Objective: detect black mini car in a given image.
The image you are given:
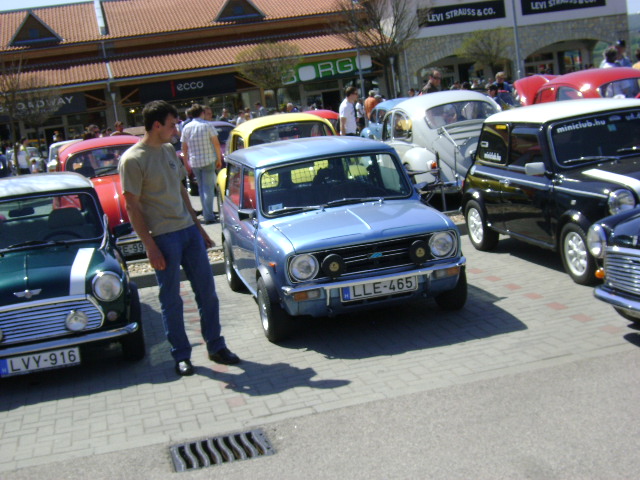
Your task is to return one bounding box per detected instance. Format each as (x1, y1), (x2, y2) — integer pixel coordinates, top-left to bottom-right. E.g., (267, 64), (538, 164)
(462, 98), (640, 285)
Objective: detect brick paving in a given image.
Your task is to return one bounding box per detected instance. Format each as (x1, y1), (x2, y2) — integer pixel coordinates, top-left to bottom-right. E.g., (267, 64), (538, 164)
(0, 234), (636, 473)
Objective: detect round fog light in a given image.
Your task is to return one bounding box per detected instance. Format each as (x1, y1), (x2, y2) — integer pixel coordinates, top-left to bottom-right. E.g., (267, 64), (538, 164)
(410, 240), (429, 264)
(106, 311), (119, 322)
(322, 254), (345, 278)
(66, 310), (89, 331)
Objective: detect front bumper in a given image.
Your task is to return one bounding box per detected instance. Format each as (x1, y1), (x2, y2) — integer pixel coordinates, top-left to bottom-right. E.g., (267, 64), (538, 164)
(0, 321), (140, 359)
(594, 286), (640, 319)
(281, 257), (465, 317)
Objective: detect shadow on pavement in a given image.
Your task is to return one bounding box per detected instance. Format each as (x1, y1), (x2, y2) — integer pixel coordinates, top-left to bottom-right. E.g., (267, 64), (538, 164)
(195, 360), (350, 396)
(278, 283), (526, 360)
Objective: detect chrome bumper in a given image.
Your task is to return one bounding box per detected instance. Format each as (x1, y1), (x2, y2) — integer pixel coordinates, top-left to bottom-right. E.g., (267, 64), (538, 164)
(0, 322), (140, 358)
(594, 286), (640, 318)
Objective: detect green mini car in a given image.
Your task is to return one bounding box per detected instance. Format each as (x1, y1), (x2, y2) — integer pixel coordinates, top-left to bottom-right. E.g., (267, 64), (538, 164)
(0, 172), (144, 378)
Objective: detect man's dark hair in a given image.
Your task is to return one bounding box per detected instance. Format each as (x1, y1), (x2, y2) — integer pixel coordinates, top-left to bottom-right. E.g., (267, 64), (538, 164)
(143, 100), (178, 131)
(345, 86), (358, 97)
(604, 46), (618, 63)
(429, 69), (441, 78)
(189, 103), (204, 118)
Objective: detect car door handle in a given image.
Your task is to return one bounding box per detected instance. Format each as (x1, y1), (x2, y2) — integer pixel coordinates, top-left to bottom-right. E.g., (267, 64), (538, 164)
(499, 179), (510, 186)
(232, 225), (241, 232)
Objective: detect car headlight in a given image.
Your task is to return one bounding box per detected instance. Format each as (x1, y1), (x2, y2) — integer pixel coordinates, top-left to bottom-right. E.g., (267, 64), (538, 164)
(429, 231), (456, 258)
(289, 254), (319, 282)
(608, 189), (636, 215)
(587, 224), (608, 258)
(92, 272), (123, 302)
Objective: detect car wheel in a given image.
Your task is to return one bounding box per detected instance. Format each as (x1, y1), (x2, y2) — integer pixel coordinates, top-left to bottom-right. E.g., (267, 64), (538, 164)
(223, 241), (244, 292)
(435, 268), (467, 311)
(560, 223), (597, 285)
(257, 277), (292, 343)
(465, 200), (498, 251)
(121, 284), (146, 361)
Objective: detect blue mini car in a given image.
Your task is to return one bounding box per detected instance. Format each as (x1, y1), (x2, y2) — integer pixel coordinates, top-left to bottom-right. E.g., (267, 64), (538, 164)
(219, 136), (467, 343)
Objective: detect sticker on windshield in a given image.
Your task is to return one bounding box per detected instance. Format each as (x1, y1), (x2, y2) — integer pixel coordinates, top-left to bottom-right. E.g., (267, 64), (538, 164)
(555, 118), (605, 133)
(269, 203), (283, 212)
(483, 152), (501, 162)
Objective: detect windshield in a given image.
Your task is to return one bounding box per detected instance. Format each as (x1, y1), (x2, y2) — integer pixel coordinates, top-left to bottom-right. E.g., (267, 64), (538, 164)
(65, 144), (134, 177)
(425, 100), (499, 128)
(249, 121), (333, 146)
(599, 78), (640, 99)
(0, 192), (104, 250)
(260, 153), (412, 217)
(551, 110), (640, 167)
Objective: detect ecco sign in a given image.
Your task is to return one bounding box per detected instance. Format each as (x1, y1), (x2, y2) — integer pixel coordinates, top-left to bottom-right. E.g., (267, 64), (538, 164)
(283, 55), (372, 85)
(175, 81), (205, 91)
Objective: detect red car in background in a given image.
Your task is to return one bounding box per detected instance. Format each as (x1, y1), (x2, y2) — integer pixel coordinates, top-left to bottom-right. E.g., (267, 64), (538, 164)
(513, 74), (557, 106)
(57, 135), (144, 258)
(306, 109), (340, 132)
(532, 67), (640, 103)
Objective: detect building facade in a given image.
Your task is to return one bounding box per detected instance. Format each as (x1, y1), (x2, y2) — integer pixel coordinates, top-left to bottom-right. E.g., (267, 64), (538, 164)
(0, 0), (377, 144)
(399, 0), (629, 93)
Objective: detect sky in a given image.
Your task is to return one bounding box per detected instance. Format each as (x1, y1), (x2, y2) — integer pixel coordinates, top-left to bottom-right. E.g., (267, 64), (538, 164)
(1, 0), (640, 13)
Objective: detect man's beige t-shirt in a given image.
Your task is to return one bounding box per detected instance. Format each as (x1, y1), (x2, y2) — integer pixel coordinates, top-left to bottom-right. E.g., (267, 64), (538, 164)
(119, 142), (193, 237)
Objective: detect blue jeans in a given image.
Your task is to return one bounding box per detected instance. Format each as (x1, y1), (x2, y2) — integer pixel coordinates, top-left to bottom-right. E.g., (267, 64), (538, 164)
(192, 164), (217, 222)
(153, 224), (225, 361)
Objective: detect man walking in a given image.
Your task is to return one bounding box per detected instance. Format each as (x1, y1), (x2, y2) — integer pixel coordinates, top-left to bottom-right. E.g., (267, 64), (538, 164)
(339, 86), (359, 136)
(180, 104), (221, 224)
(119, 100), (240, 377)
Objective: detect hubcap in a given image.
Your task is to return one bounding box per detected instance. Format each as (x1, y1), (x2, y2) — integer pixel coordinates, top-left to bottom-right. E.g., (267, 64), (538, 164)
(467, 208), (483, 244)
(564, 231), (587, 276)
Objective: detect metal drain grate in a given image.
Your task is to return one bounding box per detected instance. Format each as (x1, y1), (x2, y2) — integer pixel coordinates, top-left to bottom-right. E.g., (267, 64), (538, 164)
(169, 429), (275, 472)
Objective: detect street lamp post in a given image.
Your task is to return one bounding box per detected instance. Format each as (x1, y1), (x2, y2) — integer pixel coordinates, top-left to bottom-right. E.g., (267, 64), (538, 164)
(352, 0), (366, 120)
(511, 0), (523, 79)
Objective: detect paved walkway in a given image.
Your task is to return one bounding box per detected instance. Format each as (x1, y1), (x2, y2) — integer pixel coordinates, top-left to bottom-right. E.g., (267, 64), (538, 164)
(1, 233), (638, 476)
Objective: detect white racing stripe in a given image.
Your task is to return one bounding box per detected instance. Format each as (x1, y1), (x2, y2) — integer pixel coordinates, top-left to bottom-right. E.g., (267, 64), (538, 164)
(582, 169), (640, 196)
(70, 248), (94, 295)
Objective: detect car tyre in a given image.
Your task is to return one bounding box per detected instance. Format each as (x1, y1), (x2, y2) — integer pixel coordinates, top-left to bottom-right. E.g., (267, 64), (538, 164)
(465, 200), (498, 251)
(560, 223), (597, 285)
(121, 284), (146, 361)
(257, 277), (292, 343)
(223, 241), (244, 292)
(435, 268), (467, 311)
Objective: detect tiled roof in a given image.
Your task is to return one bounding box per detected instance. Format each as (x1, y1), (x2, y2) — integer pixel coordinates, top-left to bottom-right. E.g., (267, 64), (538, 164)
(0, 0), (344, 49)
(24, 33), (355, 87)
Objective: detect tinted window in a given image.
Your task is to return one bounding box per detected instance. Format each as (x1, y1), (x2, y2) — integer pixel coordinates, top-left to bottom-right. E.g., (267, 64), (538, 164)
(509, 129), (543, 168)
(557, 87), (582, 101)
(226, 163), (242, 207)
(551, 110), (640, 166)
(599, 78), (640, 98)
(476, 124), (508, 165)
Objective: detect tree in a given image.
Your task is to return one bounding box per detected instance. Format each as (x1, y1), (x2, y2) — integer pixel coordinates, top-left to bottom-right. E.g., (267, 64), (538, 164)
(235, 42), (302, 109)
(455, 28), (512, 78)
(333, 0), (419, 97)
(0, 57), (60, 146)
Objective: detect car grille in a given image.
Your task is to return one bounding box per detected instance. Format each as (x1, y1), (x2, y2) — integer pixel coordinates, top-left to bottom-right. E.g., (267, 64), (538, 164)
(604, 249), (640, 296)
(0, 297), (103, 346)
(295, 232), (457, 283)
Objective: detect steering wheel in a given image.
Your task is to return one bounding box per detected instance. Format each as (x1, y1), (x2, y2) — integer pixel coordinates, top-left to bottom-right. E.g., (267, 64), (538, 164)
(44, 231), (84, 241)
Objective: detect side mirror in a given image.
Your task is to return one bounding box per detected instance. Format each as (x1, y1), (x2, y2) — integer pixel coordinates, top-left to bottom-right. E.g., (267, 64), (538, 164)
(238, 208), (256, 222)
(524, 162), (546, 176)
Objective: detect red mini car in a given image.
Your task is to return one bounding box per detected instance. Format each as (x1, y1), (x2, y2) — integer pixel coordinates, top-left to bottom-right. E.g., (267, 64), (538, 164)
(532, 67), (640, 103)
(58, 135), (144, 258)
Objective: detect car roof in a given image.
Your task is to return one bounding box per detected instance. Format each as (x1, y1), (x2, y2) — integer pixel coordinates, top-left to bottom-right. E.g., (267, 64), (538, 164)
(372, 97), (407, 111)
(544, 67), (640, 87)
(0, 172), (94, 198)
(226, 136), (397, 169)
(483, 98), (640, 124)
(59, 135), (139, 160)
(391, 90), (500, 114)
(231, 112), (336, 135)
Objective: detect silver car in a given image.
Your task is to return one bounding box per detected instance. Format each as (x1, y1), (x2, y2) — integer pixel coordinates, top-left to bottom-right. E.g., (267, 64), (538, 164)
(381, 91), (501, 193)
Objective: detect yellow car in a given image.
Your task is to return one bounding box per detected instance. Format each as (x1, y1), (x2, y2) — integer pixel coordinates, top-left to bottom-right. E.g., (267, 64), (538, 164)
(216, 113), (336, 203)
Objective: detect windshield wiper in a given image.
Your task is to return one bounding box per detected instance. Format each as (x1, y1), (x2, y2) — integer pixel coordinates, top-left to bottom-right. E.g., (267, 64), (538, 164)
(616, 146), (640, 155)
(562, 155), (620, 165)
(323, 197), (384, 208)
(4, 239), (68, 250)
(267, 205), (322, 216)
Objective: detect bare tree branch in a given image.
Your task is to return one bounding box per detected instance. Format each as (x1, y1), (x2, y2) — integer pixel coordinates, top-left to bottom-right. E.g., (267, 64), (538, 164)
(455, 28), (512, 75)
(235, 42), (302, 109)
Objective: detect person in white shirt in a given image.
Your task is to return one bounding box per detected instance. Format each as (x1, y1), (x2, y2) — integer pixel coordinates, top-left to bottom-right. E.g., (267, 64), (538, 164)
(339, 86), (359, 136)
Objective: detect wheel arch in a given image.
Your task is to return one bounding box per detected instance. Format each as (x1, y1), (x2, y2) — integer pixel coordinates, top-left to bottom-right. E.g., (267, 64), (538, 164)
(555, 209), (592, 249)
